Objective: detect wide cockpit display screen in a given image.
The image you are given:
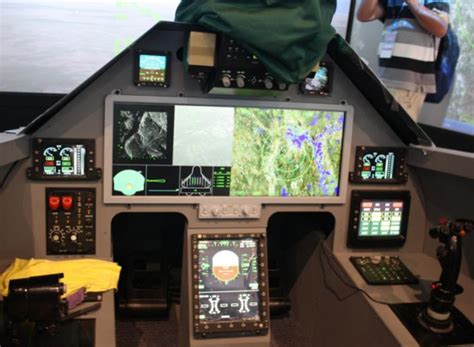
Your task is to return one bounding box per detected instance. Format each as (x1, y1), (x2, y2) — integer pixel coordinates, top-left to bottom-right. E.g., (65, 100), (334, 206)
(110, 101), (346, 198)
(191, 233), (269, 337)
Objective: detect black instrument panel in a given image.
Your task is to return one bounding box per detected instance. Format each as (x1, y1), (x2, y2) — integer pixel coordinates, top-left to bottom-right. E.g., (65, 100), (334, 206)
(46, 187), (96, 255)
(134, 49), (171, 88)
(27, 138), (101, 180)
(347, 190), (411, 249)
(349, 146), (407, 184)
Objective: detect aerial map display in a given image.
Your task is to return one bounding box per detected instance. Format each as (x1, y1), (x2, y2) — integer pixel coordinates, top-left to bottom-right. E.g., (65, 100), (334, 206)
(230, 108), (344, 197)
(111, 103), (345, 197)
(113, 103), (174, 164)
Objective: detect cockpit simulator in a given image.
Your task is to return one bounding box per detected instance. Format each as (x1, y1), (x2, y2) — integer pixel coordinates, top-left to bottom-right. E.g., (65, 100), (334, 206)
(0, 18), (473, 347)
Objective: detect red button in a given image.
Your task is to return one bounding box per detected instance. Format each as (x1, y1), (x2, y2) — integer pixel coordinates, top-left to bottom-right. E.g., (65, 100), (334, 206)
(61, 196), (73, 211)
(49, 196), (60, 211)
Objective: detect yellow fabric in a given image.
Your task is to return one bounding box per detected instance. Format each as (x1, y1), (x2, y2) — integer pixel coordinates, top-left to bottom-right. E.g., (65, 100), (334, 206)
(0, 258), (121, 297)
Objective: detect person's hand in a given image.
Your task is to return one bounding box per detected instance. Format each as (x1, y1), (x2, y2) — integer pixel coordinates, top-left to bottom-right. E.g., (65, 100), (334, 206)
(404, 0), (420, 6)
(403, 0), (448, 37)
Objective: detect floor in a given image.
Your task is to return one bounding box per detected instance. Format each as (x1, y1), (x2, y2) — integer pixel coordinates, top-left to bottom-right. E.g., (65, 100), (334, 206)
(116, 315), (312, 347)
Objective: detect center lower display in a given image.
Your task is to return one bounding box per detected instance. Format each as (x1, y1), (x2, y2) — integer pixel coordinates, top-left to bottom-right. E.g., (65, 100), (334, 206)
(198, 238), (259, 322)
(191, 233), (269, 337)
(111, 102), (345, 197)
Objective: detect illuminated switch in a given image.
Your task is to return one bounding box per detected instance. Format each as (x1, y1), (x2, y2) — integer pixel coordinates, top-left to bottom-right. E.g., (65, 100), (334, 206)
(48, 196), (60, 211)
(61, 196), (73, 211)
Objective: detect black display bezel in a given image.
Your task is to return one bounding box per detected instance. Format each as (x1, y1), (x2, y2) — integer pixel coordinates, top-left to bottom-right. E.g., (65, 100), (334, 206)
(347, 190), (411, 248)
(134, 49), (171, 88)
(191, 233), (270, 338)
(349, 146), (408, 184)
(27, 138), (101, 181)
(300, 61), (333, 96)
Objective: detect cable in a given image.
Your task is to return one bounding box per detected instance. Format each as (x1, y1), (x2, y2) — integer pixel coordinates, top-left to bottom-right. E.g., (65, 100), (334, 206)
(318, 243), (359, 302)
(319, 242), (394, 306)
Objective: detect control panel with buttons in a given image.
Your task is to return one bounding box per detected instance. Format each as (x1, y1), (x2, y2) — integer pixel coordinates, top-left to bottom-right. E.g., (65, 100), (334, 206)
(199, 204), (261, 219)
(207, 35), (288, 93)
(188, 33), (288, 95)
(350, 256), (418, 285)
(46, 188), (96, 255)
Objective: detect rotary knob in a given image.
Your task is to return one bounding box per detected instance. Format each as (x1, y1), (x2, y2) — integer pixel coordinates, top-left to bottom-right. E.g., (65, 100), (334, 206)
(263, 77), (274, 90)
(221, 74), (232, 88)
(236, 75), (246, 88)
(370, 256), (382, 264)
(49, 228), (64, 243)
(241, 206), (252, 216)
(211, 207), (221, 217)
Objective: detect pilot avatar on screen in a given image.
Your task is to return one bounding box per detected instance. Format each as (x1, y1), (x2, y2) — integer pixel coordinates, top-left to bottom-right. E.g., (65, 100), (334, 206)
(200, 247), (258, 291)
(198, 240), (260, 322)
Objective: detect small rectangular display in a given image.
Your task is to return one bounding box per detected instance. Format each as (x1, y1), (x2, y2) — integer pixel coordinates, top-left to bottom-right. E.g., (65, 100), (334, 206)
(301, 62), (332, 96)
(347, 190), (411, 248)
(361, 152), (396, 180)
(27, 138), (100, 181)
(135, 51), (169, 87)
(191, 233), (269, 337)
(350, 147), (407, 184)
(41, 144), (86, 176)
(358, 200), (404, 237)
(197, 238), (260, 323)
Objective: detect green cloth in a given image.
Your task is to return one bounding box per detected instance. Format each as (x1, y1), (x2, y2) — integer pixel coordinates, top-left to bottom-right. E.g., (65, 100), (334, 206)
(175, 0), (337, 84)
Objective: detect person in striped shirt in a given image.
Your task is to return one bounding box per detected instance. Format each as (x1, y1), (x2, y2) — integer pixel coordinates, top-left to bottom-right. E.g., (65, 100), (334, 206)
(357, 0), (450, 121)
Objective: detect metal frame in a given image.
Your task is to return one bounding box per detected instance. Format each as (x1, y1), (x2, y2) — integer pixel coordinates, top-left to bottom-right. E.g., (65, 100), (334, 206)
(103, 94), (354, 204)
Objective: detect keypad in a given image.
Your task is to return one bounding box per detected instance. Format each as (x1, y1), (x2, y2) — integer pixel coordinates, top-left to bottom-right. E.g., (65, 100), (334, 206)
(350, 256), (418, 285)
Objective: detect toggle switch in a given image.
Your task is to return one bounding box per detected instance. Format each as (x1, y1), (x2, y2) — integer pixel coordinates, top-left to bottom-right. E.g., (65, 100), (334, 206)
(61, 196), (73, 211)
(48, 196), (60, 211)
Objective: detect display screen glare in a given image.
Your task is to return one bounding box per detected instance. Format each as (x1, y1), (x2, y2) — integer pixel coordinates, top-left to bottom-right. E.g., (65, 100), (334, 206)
(111, 103), (345, 197)
(358, 200), (404, 237)
(42, 144), (86, 176)
(196, 238), (260, 323)
(138, 54), (167, 83)
(303, 66), (330, 94)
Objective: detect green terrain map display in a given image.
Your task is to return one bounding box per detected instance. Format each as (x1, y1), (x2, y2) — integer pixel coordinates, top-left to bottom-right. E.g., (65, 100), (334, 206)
(230, 108), (344, 197)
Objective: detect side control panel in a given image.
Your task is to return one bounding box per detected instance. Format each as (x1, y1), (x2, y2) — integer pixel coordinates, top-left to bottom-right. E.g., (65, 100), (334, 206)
(46, 188), (96, 255)
(199, 204), (261, 219)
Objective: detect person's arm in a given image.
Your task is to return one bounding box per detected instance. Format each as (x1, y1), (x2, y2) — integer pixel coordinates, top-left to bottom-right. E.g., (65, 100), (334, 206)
(357, 0), (385, 22)
(405, 0), (449, 37)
